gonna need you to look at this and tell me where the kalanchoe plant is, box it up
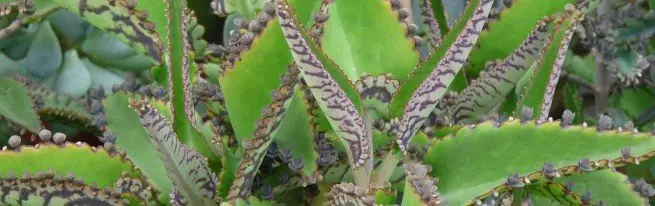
[2,0,655,205]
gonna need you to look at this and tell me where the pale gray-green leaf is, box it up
[81,28,137,62]
[55,50,90,98]
[82,58,124,95]
[48,9,91,43]
[26,21,62,78]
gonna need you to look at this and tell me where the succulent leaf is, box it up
[0,142,140,188]
[452,17,554,124]
[25,20,61,78]
[226,66,300,201]
[549,170,645,205]
[0,76,42,133]
[275,0,372,172]
[114,175,160,204]
[325,182,375,206]
[163,0,195,138]
[401,163,444,206]
[468,0,576,78]
[0,173,130,205]
[218,0,316,144]
[355,74,400,116]
[130,99,219,205]
[55,50,92,98]
[420,0,444,49]
[103,92,174,201]
[272,88,319,183]
[514,12,581,121]
[391,0,493,152]
[508,181,584,205]
[52,0,163,62]
[423,119,655,205]
[428,0,449,34]
[388,0,493,119]
[320,0,419,81]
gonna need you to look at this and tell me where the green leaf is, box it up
[161,0,196,144]
[452,18,554,124]
[390,0,493,152]
[273,88,319,181]
[218,149,241,198]
[563,83,584,124]
[429,0,449,34]
[219,0,318,144]
[0,77,42,133]
[550,170,646,205]
[619,14,655,40]
[0,143,140,187]
[401,163,444,205]
[374,189,397,205]
[612,87,655,119]
[420,0,446,49]
[82,58,124,94]
[55,50,91,98]
[467,0,575,78]
[563,52,596,83]
[131,99,219,205]
[17,77,93,123]
[52,0,162,62]
[103,92,173,202]
[226,67,300,200]
[0,52,29,77]
[511,181,583,205]
[321,0,419,81]
[388,0,491,119]
[47,9,91,43]
[276,0,372,172]
[514,14,580,122]
[26,21,61,78]
[0,172,131,205]
[81,28,137,62]
[2,24,37,61]
[423,120,655,205]
[355,74,400,117]
[219,20,293,143]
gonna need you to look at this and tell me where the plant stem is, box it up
[0,16,23,41]
[593,48,609,116]
[373,150,401,187]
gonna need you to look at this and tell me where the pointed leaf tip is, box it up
[130,99,219,205]
[275,0,372,168]
[393,0,494,152]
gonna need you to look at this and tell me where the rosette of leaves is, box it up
[2,0,655,205]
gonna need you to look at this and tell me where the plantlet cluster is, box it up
[1,0,655,205]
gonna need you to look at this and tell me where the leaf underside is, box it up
[131,100,218,205]
[275,0,372,170]
[392,0,494,152]
[452,17,554,124]
[467,0,576,78]
[515,13,580,121]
